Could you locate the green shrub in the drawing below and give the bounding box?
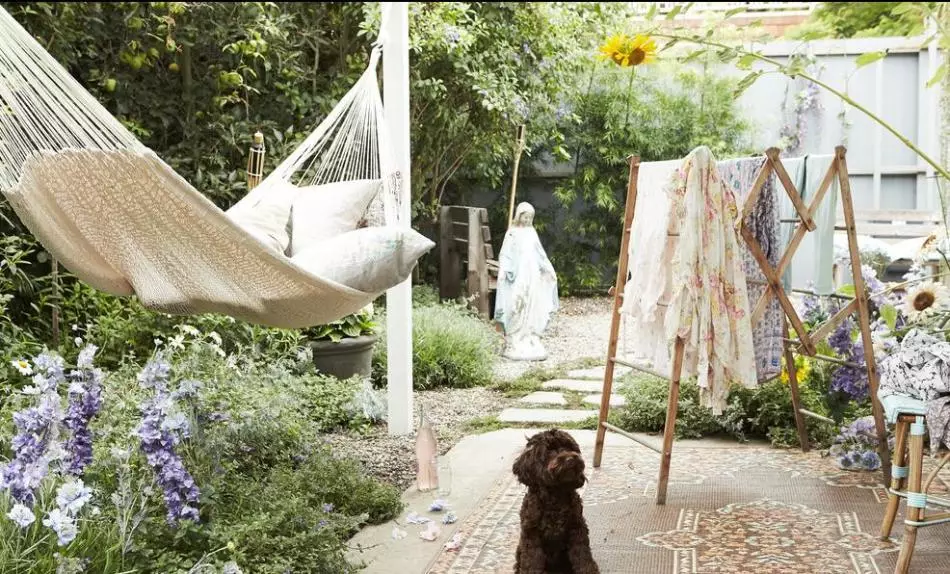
[610,375,721,440]
[0,339,402,572]
[612,363,855,448]
[373,302,500,390]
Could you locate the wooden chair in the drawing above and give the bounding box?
[879,394,950,574]
[438,205,498,319]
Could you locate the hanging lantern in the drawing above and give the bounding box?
[246,131,265,190]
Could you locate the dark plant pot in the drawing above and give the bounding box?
[309,334,378,380]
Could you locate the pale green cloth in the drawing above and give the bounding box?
[779,155,838,295]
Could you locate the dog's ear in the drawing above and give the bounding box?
[512,442,543,487]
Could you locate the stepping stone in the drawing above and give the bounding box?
[582,393,626,407]
[519,391,567,406]
[566,365,631,380]
[499,408,598,424]
[542,379,603,393]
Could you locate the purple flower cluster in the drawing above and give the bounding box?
[831,416,882,471]
[135,359,200,525]
[48,344,106,477]
[63,369,104,476]
[827,319,870,400]
[0,353,66,504]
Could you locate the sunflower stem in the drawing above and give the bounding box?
[622,66,636,128]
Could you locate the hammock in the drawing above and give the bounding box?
[0,8,432,329]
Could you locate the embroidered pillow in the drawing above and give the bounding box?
[289,179,382,256]
[291,227,434,294]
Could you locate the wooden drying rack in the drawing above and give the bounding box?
[592,146,891,505]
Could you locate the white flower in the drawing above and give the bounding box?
[73,337,82,348]
[179,324,200,337]
[56,479,94,514]
[43,509,78,546]
[11,359,32,376]
[208,331,222,346]
[76,345,98,369]
[153,338,163,347]
[169,334,186,350]
[222,562,243,574]
[7,504,35,528]
[89,506,101,517]
[902,281,949,323]
[70,324,79,332]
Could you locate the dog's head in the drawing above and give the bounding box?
[512,429,586,490]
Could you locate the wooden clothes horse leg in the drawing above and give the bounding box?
[594,156,640,469]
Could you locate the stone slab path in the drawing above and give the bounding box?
[500,366,624,425]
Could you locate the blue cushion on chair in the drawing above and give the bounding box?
[879,394,928,424]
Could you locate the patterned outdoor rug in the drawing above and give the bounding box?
[426,444,950,573]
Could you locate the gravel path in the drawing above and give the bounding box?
[492,297,613,381]
[327,387,512,490]
[330,297,613,489]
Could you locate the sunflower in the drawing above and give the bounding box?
[598,33,657,68]
[902,281,949,323]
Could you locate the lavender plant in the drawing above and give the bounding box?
[134,358,201,525]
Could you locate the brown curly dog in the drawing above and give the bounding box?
[511,429,599,574]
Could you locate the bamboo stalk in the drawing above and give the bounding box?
[506,125,527,227]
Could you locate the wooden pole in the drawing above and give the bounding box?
[594,155,640,468]
[506,125,527,227]
[50,258,60,349]
[837,145,892,484]
[783,316,809,453]
[656,336,686,505]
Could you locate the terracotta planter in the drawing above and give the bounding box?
[308,334,378,380]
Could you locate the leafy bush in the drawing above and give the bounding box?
[304,305,378,343]
[611,361,850,448]
[373,302,500,390]
[0,336,402,573]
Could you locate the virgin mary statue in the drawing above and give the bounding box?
[494,202,559,361]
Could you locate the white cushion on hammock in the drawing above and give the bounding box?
[226,180,299,254]
[289,178,381,256]
[292,226,434,293]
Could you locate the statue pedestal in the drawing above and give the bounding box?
[503,334,548,361]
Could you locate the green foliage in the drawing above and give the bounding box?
[788,2,931,40]
[305,306,378,343]
[548,63,752,292]
[611,363,855,448]
[0,340,401,572]
[373,301,500,390]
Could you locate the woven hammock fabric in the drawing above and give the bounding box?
[0,8,427,328]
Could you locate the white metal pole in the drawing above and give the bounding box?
[383,2,414,435]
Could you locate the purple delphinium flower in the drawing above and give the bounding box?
[862,451,882,471]
[62,346,104,476]
[135,359,201,525]
[0,353,66,504]
[829,318,855,356]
